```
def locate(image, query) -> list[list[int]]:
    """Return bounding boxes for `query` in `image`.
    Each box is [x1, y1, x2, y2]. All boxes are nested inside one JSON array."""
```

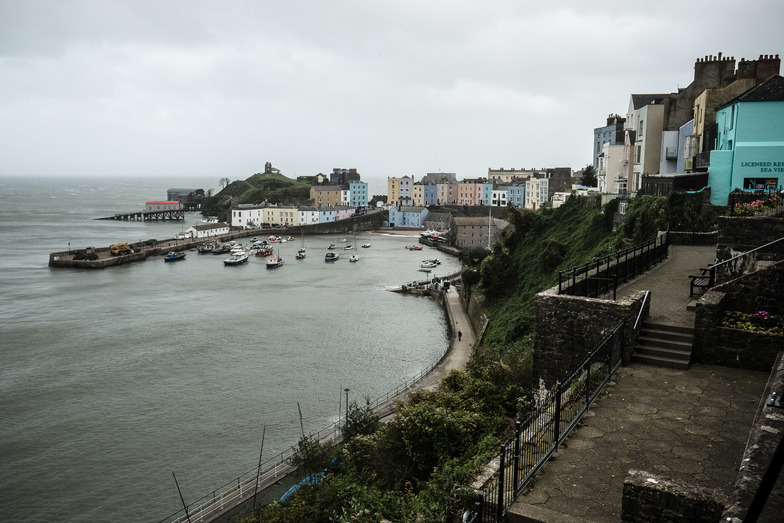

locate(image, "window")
[[638, 119, 644, 138]]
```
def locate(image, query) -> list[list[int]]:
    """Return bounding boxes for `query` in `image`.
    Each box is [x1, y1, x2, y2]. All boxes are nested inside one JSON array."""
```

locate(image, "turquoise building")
[[708, 75, 784, 205]]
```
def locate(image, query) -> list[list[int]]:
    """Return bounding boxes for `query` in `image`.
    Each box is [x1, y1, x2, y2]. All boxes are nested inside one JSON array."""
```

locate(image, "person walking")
[[458, 330, 462, 342]]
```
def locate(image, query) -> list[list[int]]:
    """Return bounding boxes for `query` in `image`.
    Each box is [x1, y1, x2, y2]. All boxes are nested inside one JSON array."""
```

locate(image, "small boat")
[[213, 244, 233, 255], [361, 243, 371, 248], [198, 243, 215, 254], [420, 261, 437, 269], [408, 245, 423, 251], [295, 248, 306, 260], [224, 252, 249, 266], [340, 238, 347, 243], [343, 244, 353, 250], [422, 258, 441, 265], [325, 251, 340, 262], [349, 253, 359, 263], [164, 251, 186, 262], [327, 243, 336, 250], [266, 255, 284, 269], [255, 246, 274, 257]]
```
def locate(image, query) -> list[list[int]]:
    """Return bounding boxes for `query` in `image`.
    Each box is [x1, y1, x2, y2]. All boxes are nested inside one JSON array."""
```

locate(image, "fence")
[[467, 322, 625, 523], [159, 317, 456, 523], [728, 190, 784, 216], [558, 233, 669, 299]]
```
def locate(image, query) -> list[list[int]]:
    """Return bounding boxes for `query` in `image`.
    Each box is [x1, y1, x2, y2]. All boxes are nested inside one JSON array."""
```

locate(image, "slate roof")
[[731, 74, 784, 103], [630, 93, 674, 109]]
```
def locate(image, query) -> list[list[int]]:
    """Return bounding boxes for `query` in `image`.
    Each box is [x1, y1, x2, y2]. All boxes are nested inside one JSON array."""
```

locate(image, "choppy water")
[[0, 176, 459, 522]]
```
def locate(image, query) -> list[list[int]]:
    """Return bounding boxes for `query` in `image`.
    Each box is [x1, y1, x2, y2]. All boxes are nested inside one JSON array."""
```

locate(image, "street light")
[[344, 388, 350, 423]]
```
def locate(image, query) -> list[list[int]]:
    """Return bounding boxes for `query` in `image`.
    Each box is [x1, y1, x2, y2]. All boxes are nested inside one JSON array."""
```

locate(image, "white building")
[[185, 222, 230, 239], [525, 177, 549, 210], [298, 206, 320, 226], [231, 205, 266, 229]]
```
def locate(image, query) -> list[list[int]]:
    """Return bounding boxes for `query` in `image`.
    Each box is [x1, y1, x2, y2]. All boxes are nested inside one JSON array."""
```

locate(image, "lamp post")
[[344, 388, 350, 425]]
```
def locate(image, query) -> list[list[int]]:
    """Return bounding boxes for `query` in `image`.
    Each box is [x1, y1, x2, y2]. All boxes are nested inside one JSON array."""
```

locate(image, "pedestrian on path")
[[458, 330, 462, 341]]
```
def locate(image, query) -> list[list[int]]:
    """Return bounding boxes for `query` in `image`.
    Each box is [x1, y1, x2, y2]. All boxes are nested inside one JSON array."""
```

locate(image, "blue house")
[[708, 75, 784, 205], [349, 181, 369, 209], [424, 184, 438, 206], [388, 206, 429, 227], [507, 184, 526, 207]]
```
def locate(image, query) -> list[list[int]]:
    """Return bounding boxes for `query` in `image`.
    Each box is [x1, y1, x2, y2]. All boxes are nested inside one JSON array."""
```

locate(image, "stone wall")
[[716, 215, 784, 262], [721, 352, 784, 522], [622, 470, 726, 523], [667, 230, 717, 246], [533, 287, 649, 389], [693, 260, 784, 370]]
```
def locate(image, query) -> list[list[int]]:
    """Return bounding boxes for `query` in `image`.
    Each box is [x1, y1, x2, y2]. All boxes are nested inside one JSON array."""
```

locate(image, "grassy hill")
[[200, 172, 314, 219]]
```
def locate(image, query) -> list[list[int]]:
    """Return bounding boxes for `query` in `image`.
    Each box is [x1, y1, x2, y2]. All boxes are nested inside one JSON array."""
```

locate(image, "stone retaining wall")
[[717, 215, 784, 262], [693, 260, 784, 370], [533, 287, 649, 389], [622, 470, 726, 523]]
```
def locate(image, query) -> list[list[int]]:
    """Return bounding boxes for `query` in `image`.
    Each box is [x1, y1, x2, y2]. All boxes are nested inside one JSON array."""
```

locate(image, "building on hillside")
[[264, 206, 299, 227], [488, 167, 540, 183], [597, 143, 627, 194], [145, 201, 182, 212], [388, 205, 428, 227], [319, 207, 338, 223], [348, 181, 369, 209], [421, 172, 457, 185], [334, 205, 356, 221], [451, 216, 498, 249], [525, 177, 549, 210], [424, 211, 451, 231], [310, 185, 343, 208], [491, 185, 508, 207], [458, 181, 479, 206], [707, 74, 784, 205], [508, 184, 526, 207], [593, 115, 626, 169], [298, 206, 320, 226], [387, 176, 413, 206], [185, 222, 230, 239], [424, 183, 438, 206], [331, 168, 361, 186], [411, 183, 425, 206], [167, 188, 205, 204], [232, 204, 267, 229]]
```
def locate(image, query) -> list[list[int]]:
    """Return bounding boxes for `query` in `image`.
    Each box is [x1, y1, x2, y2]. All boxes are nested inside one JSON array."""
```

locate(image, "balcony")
[[695, 151, 711, 170]]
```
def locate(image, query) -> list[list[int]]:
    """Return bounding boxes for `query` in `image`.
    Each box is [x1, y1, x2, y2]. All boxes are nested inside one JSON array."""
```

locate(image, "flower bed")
[[732, 193, 783, 216], [722, 310, 784, 335]]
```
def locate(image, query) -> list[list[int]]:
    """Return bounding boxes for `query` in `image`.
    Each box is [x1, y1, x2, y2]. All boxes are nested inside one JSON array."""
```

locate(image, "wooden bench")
[[689, 267, 715, 297]]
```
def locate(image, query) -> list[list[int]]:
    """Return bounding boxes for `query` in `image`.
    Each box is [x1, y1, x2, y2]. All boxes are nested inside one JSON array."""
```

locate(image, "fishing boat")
[[343, 244, 353, 250], [349, 253, 359, 262], [422, 258, 441, 265], [224, 252, 249, 266], [255, 245, 274, 257], [295, 248, 306, 260], [408, 245, 423, 251], [163, 251, 186, 262], [266, 253, 284, 268], [420, 261, 437, 269], [327, 243, 336, 250], [361, 243, 371, 248], [325, 251, 340, 262]]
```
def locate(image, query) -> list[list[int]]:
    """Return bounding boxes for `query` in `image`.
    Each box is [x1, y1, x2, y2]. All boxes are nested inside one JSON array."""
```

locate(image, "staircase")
[[633, 322, 693, 369]]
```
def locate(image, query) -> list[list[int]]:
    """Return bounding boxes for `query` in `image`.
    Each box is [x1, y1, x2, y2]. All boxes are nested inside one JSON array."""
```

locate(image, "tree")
[[580, 165, 597, 187]]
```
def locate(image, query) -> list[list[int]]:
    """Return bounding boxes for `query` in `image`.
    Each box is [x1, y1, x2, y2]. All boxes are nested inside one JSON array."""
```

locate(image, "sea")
[[0, 176, 460, 522]]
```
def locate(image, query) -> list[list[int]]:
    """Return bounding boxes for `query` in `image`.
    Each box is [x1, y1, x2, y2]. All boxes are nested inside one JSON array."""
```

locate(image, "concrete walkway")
[[508, 244, 770, 522]]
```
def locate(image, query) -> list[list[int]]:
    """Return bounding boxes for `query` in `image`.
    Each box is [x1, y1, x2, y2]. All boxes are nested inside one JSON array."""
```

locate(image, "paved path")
[[508, 243, 770, 522]]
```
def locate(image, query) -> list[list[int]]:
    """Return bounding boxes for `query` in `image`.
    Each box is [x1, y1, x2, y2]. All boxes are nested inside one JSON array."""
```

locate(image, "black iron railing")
[[558, 233, 669, 299], [466, 322, 624, 522]]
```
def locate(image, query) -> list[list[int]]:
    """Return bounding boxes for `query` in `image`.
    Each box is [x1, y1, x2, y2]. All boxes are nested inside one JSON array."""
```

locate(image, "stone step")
[[641, 322, 694, 336], [636, 335, 692, 351], [632, 352, 691, 369], [633, 321, 693, 369]]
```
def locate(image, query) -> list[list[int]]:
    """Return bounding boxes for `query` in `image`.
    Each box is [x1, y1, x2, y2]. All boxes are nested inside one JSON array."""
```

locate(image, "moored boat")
[[164, 251, 187, 262], [295, 248, 306, 259], [266, 254, 284, 268], [349, 253, 359, 262], [224, 252, 249, 266], [408, 245, 423, 251], [325, 251, 339, 262], [361, 243, 371, 248]]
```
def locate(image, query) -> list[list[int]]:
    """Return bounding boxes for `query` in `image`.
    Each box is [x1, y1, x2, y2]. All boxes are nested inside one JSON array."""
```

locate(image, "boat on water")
[[343, 244, 353, 250], [255, 246, 274, 257], [212, 244, 233, 255], [408, 245, 423, 251], [224, 252, 249, 266], [295, 248, 306, 260], [422, 258, 441, 265], [349, 253, 359, 262], [163, 251, 186, 262], [266, 254, 284, 268], [325, 251, 340, 262], [361, 243, 371, 248], [420, 261, 437, 269], [327, 243, 336, 250]]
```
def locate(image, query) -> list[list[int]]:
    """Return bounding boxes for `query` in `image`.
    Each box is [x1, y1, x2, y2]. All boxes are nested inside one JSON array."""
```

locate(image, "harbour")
[[1, 176, 462, 522]]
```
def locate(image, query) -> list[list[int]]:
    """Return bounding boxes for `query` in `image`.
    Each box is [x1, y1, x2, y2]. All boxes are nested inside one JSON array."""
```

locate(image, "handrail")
[[710, 236, 784, 269], [633, 290, 650, 331]]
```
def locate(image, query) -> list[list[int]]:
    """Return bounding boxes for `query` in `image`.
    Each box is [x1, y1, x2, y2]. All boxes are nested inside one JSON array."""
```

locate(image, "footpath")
[[507, 244, 771, 522]]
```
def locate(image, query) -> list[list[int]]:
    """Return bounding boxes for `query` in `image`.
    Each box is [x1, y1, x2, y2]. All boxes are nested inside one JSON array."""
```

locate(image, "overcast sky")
[[1, 0, 782, 195]]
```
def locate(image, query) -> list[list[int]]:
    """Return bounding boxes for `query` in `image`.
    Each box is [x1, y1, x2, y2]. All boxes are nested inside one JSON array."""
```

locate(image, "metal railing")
[[467, 322, 625, 522], [558, 233, 669, 300], [159, 322, 457, 523], [709, 236, 784, 286]]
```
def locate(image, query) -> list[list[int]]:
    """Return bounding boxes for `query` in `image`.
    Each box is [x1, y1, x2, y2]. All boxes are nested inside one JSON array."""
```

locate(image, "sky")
[[1, 0, 783, 196]]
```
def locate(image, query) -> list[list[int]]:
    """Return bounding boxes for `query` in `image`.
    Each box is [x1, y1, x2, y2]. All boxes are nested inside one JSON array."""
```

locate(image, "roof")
[[145, 201, 180, 205], [396, 206, 427, 213], [721, 74, 784, 108], [425, 211, 451, 222], [189, 222, 229, 231], [312, 185, 342, 192], [453, 217, 494, 226], [630, 93, 673, 110]]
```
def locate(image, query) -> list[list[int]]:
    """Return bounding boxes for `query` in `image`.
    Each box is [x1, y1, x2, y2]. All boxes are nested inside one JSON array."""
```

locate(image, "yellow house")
[[263, 206, 299, 227]]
